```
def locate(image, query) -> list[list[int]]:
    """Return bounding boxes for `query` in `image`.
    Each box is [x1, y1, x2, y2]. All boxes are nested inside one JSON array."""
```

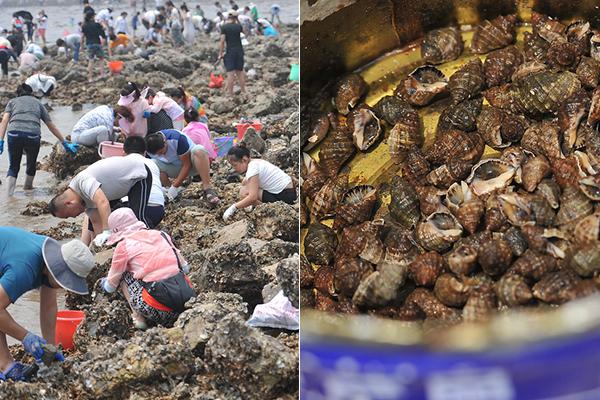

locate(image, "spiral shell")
[[572, 213, 600, 245], [383, 226, 419, 266], [523, 31, 549, 62], [426, 160, 473, 189], [466, 158, 516, 196], [497, 192, 535, 227], [389, 176, 421, 228], [352, 261, 408, 308], [447, 59, 486, 104], [301, 162, 328, 201], [496, 274, 532, 307], [405, 288, 460, 321], [314, 265, 336, 296], [300, 199, 309, 227], [434, 273, 469, 308], [547, 40, 581, 71], [503, 226, 528, 257], [402, 146, 430, 186], [409, 251, 446, 287], [334, 257, 374, 298], [521, 225, 567, 259], [484, 84, 520, 114], [314, 291, 337, 312], [550, 156, 584, 189], [333, 73, 367, 115], [484, 195, 511, 232], [426, 129, 484, 165], [422, 26, 463, 64], [447, 242, 478, 276], [576, 57, 600, 89], [515, 71, 582, 117], [396, 65, 448, 106], [476, 106, 510, 149], [303, 112, 331, 151], [311, 170, 348, 219], [579, 175, 600, 201], [387, 103, 422, 163], [532, 270, 583, 304], [437, 97, 482, 133], [462, 285, 497, 322], [333, 185, 378, 231], [531, 12, 566, 43], [471, 14, 517, 54], [535, 178, 561, 209], [415, 185, 443, 217], [484, 45, 523, 87], [373, 95, 411, 126], [592, 33, 600, 62], [337, 220, 385, 264], [318, 125, 355, 178], [566, 20, 592, 56], [445, 181, 484, 234], [415, 209, 463, 252], [512, 60, 548, 82], [300, 255, 314, 288], [556, 185, 593, 226], [588, 87, 600, 129], [558, 89, 590, 155], [348, 106, 382, 151], [510, 249, 557, 281], [521, 121, 563, 159], [478, 238, 513, 278], [522, 154, 551, 192], [304, 223, 338, 265]]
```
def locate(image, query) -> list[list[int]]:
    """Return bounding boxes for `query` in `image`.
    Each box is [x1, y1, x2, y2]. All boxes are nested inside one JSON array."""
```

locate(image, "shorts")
[[86, 43, 105, 60], [122, 272, 180, 327], [223, 48, 244, 72], [38, 28, 46, 36], [153, 144, 209, 178], [261, 188, 297, 204]]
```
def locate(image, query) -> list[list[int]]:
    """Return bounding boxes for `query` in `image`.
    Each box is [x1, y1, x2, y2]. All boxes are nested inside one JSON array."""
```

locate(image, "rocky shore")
[[0, 25, 299, 400]]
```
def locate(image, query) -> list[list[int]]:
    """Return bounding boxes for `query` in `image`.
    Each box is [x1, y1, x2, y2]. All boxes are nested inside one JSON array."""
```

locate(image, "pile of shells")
[[301, 13, 600, 324]]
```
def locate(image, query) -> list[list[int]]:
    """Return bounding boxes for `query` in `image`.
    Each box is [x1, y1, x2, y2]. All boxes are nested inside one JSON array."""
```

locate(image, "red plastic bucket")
[[55, 310, 85, 350], [108, 60, 124, 74], [236, 122, 263, 141]]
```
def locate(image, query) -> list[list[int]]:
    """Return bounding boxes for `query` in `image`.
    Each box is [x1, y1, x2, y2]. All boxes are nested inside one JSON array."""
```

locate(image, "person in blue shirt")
[[0, 227, 95, 381], [145, 129, 220, 206]]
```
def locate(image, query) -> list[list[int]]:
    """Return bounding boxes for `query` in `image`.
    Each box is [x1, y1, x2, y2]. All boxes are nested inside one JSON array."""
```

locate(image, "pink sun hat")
[[106, 208, 148, 246]]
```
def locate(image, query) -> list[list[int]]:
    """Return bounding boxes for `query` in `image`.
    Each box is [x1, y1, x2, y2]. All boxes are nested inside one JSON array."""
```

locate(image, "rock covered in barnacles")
[[205, 314, 298, 400], [43, 143, 101, 179], [277, 255, 300, 308], [247, 202, 298, 242], [174, 292, 247, 356]]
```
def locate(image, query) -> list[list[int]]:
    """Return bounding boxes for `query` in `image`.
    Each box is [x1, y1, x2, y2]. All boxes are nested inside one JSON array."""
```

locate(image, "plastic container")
[[55, 310, 85, 350], [289, 63, 299, 82], [98, 141, 125, 158], [235, 121, 263, 141], [107, 60, 124, 75]]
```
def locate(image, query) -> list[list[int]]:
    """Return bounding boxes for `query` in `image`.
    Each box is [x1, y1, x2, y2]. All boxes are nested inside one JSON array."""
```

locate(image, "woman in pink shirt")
[[117, 82, 149, 137], [182, 107, 217, 161], [146, 89, 185, 130], [99, 208, 193, 329]]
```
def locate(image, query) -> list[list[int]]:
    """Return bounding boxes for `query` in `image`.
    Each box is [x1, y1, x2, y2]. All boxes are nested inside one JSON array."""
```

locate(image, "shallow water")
[[0, 104, 93, 344], [0, 0, 299, 43]]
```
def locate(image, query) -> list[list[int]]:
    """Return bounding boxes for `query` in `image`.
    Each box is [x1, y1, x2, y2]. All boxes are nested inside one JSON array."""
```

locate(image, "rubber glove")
[[62, 140, 79, 154], [22, 332, 47, 362], [54, 350, 65, 362], [0, 139, 3, 155], [100, 277, 116, 293], [93, 229, 111, 247], [142, 110, 151, 118], [167, 185, 183, 200], [222, 204, 237, 222]]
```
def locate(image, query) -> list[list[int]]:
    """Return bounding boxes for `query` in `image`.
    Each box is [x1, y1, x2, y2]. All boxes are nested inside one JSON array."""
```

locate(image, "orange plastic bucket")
[[236, 121, 263, 141], [55, 310, 85, 350], [98, 141, 125, 158], [108, 60, 124, 74]]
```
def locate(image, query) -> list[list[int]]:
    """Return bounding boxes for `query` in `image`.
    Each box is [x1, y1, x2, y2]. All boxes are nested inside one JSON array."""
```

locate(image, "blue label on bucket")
[[301, 330, 600, 400]]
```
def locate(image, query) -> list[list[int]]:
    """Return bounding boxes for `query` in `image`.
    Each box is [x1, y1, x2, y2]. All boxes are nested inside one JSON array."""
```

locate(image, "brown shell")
[[572, 213, 600, 245], [395, 65, 448, 106], [415, 210, 463, 252], [535, 178, 561, 209], [337, 220, 385, 264], [447, 242, 478, 276], [301, 163, 328, 201], [478, 238, 513, 278], [522, 154, 551, 192], [589, 87, 600, 128], [434, 273, 469, 307], [521, 225, 567, 259], [484, 199, 510, 232], [402, 146, 430, 186], [311, 170, 349, 219], [447, 59, 486, 104], [373, 95, 412, 126], [576, 57, 600, 89], [304, 223, 338, 266], [421, 26, 463, 65], [333, 185, 378, 230], [558, 89, 590, 155], [300, 199, 309, 227], [426, 160, 473, 189], [550, 156, 582, 189], [476, 106, 509, 149], [515, 71, 582, 117], [467, 158, 516, 197], [313, 265, 336, 296], [303, 112, 330, 151], [569, 243, 600, 278], [437, 97, 482, 133], [512, 60, 548, 82], [471, 14, 517, 54], [333, 73, 367, 115], [462, 285, 498, 322], [352, 262, 408, 308], [531, 12, 566, 43], [409, 251, 446, 287], [510, 249, 557, 281], [556, 185, 593, 226], [523, 31, 549, 62], [496, 274, 532, 307], [529, 195, 556, 227], [426, 129, 484, 165], [348, 106, 382, 151], [484, 45, 523, 87], [405, 288, 460, 321], [579, 174, 600, 201], [592, 33, 600, 61], [484, 84, 520, 114], [300, 255, 315, 288], [389, 176, 421, 229], [566, 20, 592, 56], [532, 270, 583, 304], [333, 257, 373, 298], [446, 181, 484, 234], [318, 125, 355, 178], [415, 185, 443, 217], [521, 121, 563, 159], [388, 104, 422, 163], [503, 226, 528, 257], [383, 226, 419, 266], [547, 40, 581, 71]]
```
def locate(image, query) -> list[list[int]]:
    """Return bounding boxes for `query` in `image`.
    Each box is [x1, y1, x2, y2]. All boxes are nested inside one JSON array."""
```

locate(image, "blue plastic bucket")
[[289, 63, 299, 82], [214, 136, 235, 158]]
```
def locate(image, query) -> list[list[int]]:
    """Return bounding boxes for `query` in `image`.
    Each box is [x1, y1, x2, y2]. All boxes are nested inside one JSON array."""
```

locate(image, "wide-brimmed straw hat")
[[106, 208, 148, 246], [42, 239, 95, 295]]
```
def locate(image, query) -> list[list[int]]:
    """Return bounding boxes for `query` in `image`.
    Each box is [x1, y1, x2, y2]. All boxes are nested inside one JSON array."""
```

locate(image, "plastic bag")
[[247, 290, 299, 330], [208, 73, 224, 88]]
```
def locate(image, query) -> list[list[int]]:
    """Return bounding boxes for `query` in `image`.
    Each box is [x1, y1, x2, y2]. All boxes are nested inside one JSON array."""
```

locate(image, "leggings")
[[7, 131, 40, 178], [72, 126, 111, 146], [0, 52, 10, 76]]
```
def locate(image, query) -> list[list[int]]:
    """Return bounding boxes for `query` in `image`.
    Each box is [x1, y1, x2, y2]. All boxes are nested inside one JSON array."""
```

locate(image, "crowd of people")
[[0, 0, 296, 383]]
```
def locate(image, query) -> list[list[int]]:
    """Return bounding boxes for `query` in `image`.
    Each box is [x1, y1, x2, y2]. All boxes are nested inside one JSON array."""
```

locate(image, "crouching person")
[[99, 208, 195, 329], [0, 227, 94, 381]]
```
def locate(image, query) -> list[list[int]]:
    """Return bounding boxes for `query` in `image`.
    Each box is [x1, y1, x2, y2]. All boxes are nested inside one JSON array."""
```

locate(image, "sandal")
[[203, 188, 220, 206]]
